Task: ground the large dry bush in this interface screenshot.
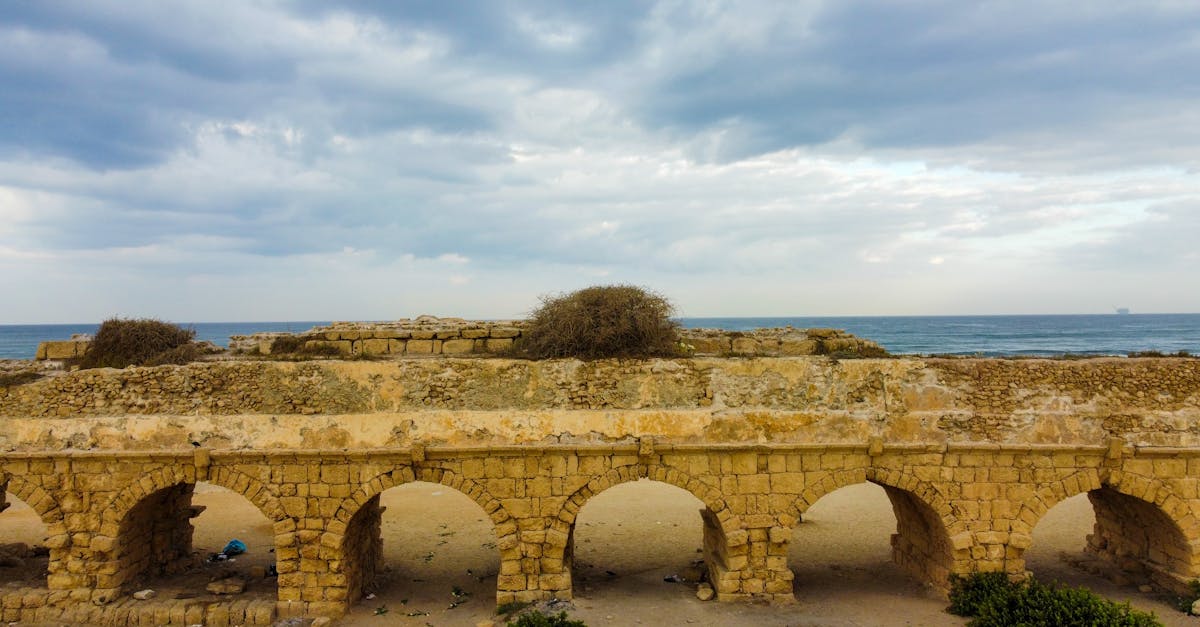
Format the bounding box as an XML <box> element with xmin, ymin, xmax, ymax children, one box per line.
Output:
<box><xmin>78</xmin><ymin>318</ymin><xmax>198</xmax><ymax>369</ymax></box>
<box><xmin>519</xmin><ymin>285</ymin><xmax>680</xmax><ymax>359</ymax></box>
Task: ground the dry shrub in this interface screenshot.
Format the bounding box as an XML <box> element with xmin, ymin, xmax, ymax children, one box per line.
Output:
<box><xmin>0</xmin><ymin>371</ymin><xmax>42</xmax><ymax>387</ymax></box>
<box><xmin>78</xmin><ymin>318</ymin><xmax>197</xmax><ymax>369</ymax></box>
<box><xmin>520</xmin><ymin>285</ymin><xmax>680</xmax><ymax>359</ymax></box>
<box><xmin>265</xmin><ymin>335</ymin><xmax>343</xmax><ymax>359</ymax></box>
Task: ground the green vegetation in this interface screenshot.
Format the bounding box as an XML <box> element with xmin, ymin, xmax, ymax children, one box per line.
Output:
<box><xmin>948</xmin><ymin>572</ymin><xmax>1161</xmax><ymax>626</ymax></box>
<box><xmin>1176</xmin><ymin>579</ymin><xmax>1200</xmax><ymax>614</ymax></box>
<box><xmin>505</xmin><ymin>609</ymin><xmax>587</xmax><ymax>627</ymax></box>
<box><xmin>519</xmin><ymin>285</ymin><xmax>680</xmax><ymax>360</ymax></box>
<box><xmin>77</xmin><ymin>318</ymin><xmax>198</xmax><ymax>369</ymax></box>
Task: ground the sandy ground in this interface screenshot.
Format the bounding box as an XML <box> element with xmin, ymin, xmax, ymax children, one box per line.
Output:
<box><xmin>1</xmin><ymin>481</ymin><xmax>1195</xmax><ymax>626</ymax></box>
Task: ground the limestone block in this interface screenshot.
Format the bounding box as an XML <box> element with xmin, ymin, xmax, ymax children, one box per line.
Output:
<box><xmin>490</xmin><ymin>327</ymin><xmax>521</xmax><ymax>338</ymax></box>
<box><xmin>687</xmin><ymin>337</ymin><xmax>731</xmax><ymax>354</ymax></box>
<box><xmin>407</xmin><ymin>339</ymin><xmax>435</xmax><ymax>354</ymax></box>
<box><xmin>485</xmin><ymin>338</ymin><xmax>514</xmax><ymax>352</ymax></box>
<box><xmin>360</xmin><ymin>339</ymin><xmax>390</xmax><ymax>356</ymax></box>
<box><xmin>442</xmin><ymin>339</ymin><xmax>476</xmax><ymax>354</ymax></box>
<box><xmin>36</xmin><ymin>340</ymin><xmax>88</xmax><ymax>360</ymax></box>
<box><xmin>731</xmin><ymin>337</ymin><xmax>760</xmax><ymax>354</ymax></box>
<box><xmin>779</xmin><ymin>338</ymin><xmax>820</xmax><ymax>355</ymax></box>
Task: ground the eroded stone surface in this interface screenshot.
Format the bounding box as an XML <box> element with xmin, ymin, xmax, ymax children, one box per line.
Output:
<box><xmin>0</xmin><ymin>354</ymin><xmax>1198</xmax><ymax>625</ymax></box>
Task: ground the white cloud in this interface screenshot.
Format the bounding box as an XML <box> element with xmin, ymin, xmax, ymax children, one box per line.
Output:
<box><xmin>0</xmin><ymin>1</ymin><xmax>1198</xmax><ymax>322</ymax></box>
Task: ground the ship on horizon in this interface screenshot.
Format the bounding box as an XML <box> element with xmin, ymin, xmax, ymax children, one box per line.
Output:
<box><xmin>1115</xmin><ymin>307</ymin><xmax>1131</xmax><ymax>315</ymax></box>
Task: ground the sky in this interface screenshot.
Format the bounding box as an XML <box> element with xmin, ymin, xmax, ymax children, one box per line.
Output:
<box><xmin>1</xmin><ymin>1</ymin><xmax>1198</xmax><ymax>323</ymax></box>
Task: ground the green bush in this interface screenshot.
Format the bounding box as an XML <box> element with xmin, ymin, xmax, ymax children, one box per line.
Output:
<box><xmin>506</xmin><ymin>610</ymin><xmax>586</xmax><ymax>627</ymax></box>
<box><xmin>1175</xmin><ymin>579</ymin><xmax>1200</xmax><ymax>614</ymax></box>
<box><xmin>948</xmin><ymin>572</ymin><xmax>1161</xmax><ymax>627</ymax></box>
<box><xmin>78</xmin><ymin>318</ymin><xmax>197</xmax><ymax>369</ymax></box>
<box><xmin>519</xmin><ymin>285</ymin><xmax>680</xmax><ymax>360</ymax></box>
<box><xmin>948</xmin><ymin>572</ymin><xmax>1019</xmax><ymax>617</ymax></box>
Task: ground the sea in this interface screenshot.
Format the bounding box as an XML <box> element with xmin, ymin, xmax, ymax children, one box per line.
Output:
<box><xmin>1</xmin><ymin>314</ymin><xmax>1198</xmax><ymax>361</ymax></box>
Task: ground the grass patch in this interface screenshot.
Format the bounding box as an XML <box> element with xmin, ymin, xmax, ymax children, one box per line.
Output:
<box><xmin>518</xmin><ymin>285</ymin><xmax>680</xmax><ymax>360</ymax></box>
<box><xmin>496</xmin><ymin>601</ymin><xmax>533</xmax><ymax>617</ymax></box>
<box><xmin>948</xmin><ymin>572</ymin><xmax>1161</xmax><ymax>626</ymax></box>
<box><xmin>77</xmin><ymin>318</ymin><xmax>198</xmax><ymax>369</ymax></box>
<box><xmin>505</xmin><ymin>609</ymin><xmax>587</xmax><ymax>627</ymax></box>
<box><xmin>1176</xmin><ymin>579</ymin><xmax>1200</xmax><ymax>615</ymax></box>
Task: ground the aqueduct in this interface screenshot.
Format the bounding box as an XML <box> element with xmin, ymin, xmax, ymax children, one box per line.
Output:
<box><xmin>1</xmin><ymin>346</ymin><xmax>1199</xmax><ymax>624</ymax></box>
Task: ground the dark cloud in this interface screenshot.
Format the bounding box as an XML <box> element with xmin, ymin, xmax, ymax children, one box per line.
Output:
<box><xmin>631</xmin><ymin>1</ymin><xmax>1200</xmax><ymax>162</ymax></box>
<box><xmin>2</xmin><ymin>1</ymin><xmax>1199</xmax><ymax>321</ymax></box>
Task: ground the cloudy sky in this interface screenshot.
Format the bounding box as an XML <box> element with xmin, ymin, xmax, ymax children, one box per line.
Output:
<box><xmin>2</xmin><ymin>1</ymin><xmax>1198</xmax><ymax>323</ymax></box>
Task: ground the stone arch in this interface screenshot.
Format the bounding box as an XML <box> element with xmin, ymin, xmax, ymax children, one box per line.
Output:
<box><xmin>1009</xmin><ymin>468</ymin><xmax>1105</xmax><ymax>539</ymax></box>
<box><xmin>2</xmin><ymin>472</ymin><xmax>66</xmax><ymax>533</ymax></box>
<box><xmin>549</xmin><ymin>462</ymin><xmax>739</xmax><ymax>601</ymax></box>
<box><xmin>92</xmin><ymin>464</ymin><xmax>286</xmax><ymax>603</ymax></box>
<box><xmin>330</xmin><ymin>463</ymin><xmax>516</xmax><ymax>608</ymax></box>
<box><xmin>99</xmin><ymin>464</ymin><xmax>284</xmax><ymax>527</ymax></box>
<box><xmin>0</xmin><ymin>473</ymin><xmax>68</xmax><ymax>590</ymax></box>
<box><xmin>787</xmin><ymin>466</ymin><xmax>960</xmax><ymax>590</ymax></box>
<box><xmin>1015</xmin><ymin>467</ymin><xmax>1198</xmax><ymax>593</ymax></box>
<box><xmin>329</xmin><ymin>464</ymin><xmax>512</xmax><ymax>531</ymax></box>
<box><xmin>554</xmin><ymin>462</ymin><xmax>734</xmax><ymax>534</ymax></box>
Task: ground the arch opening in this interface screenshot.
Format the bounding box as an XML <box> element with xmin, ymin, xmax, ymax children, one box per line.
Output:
<box><xmin>791</xmin><ymin>482</ymin><xmax>953</xmax><ymax>605</ymax></box>
<box><xmin>568</xmin><ymin>479</ymin><xmax>710</xmax><ymax>601</ymax></box>
<box><xmin>1026</xmin><ymin>487</ymin><xmax>1197</xmax><ymax>601</ymax></box>
<box><xmin>108</xmin><ymin>481</ymin><xmax>277</xmax><ymax>604</ymax></box>
<box><xmin>341</xmin><ymin>481</ymin><xmax>499</xmax><ymax>622</ymax></box>
<box><xmin>0</xmin><ymin>491</ymin><xmax>50</xmax><ymax>588</ymax></box>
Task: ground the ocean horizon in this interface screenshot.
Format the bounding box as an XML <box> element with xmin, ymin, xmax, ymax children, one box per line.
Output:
<box><xmin>2</xmin><ymin>314</ymin><xmax>1199</xmax><ymax>360</ymax></box>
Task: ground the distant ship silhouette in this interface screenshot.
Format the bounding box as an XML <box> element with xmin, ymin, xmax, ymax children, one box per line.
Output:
<box><xmin>1115</xmin><ymin>307</ymin><xmax>1130</xmax><ymax>315</ymax></box>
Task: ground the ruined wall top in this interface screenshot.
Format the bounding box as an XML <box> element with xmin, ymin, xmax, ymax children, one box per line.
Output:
<box><xmin>2</xmin><ymin>353</ymin><xmax>1198</xmax><ymax>452</ymax></box>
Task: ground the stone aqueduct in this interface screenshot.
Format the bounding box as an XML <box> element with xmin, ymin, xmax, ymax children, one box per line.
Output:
<box><xmin>0</xmin><ymin>352</ymin><xmax>1199</xmax><ymax>624</ymax></box>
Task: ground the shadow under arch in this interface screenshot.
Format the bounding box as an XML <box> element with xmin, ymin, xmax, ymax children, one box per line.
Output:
<box><xmin>95</xmin><ymin>464</ymin><xmax>287</xmax><ymax>602</ymax></box>
<box><xmin>1013</xmin><ymin>468</ymin><xmax>1198</xmax><ymax>594</ymax></box>
<box><xmin>789</xmin><ymin>467</ymin><xmax>960</xmax><ymax>591</ymax></box>
<box><xmin>549</xmin><ymin>463</ymin><xmax>741</xmax><ymax>601</ymax></box>
<box><xmin>332</xmin><ymin>464</ymin><xmax>517</xmax><ymax>607</ymax></box>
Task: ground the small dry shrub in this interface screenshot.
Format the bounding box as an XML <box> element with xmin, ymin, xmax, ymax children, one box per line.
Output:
<box><xmin>0</xmin><ymin>371</ymin><xmax>42</xmax><ymax>387</ymax></box>
<box><xmin>269</xmin><ymin>335</ymin><xmax>307</xmax><ymax>354</ymax></box>
<box><xmin>78</xmin><ymin>318</ymin><xmax>197</xmax><ymax>369</ymax></box>
<box><xmin>519</xmin><ymin>285</ymin><xmax>680</xmax><ymax>359</ymax></box>
<box><xmin>265</xmin><ymin>335</ymin><xmax>343</xmax><ymax>359</ymax></box>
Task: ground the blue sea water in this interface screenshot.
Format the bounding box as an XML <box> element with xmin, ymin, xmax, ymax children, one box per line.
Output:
<box><xmin>1</xmin><ymin>314</ymin><xmax>1198</xmax><ymax>360</ymax></box>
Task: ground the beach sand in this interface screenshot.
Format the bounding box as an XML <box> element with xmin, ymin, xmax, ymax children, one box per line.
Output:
<box><xmin>1</xmin><ymin>481</ymin><xmax>1193</xmax><ymax>626</ymax></box>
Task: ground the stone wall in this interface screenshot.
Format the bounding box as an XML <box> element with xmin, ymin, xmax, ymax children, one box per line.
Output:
<box><xmin>4</xmin><ymin>356</ymin><xmax>1199</xmax><ymax>448</ymax></box>
<box><xmin>37</xmin><ymin>316</ymin><xmax>885</xmax><ymax>359</ymax></box>
<box><xmin>1</xmin><ymin>350</ymin><xmax>1199</xmax><ymax>624</ymax></box>
<box><xmin>1</xmin><ymin>440</ymin><xmax>1198</xmax><ymax>624</ymax></box>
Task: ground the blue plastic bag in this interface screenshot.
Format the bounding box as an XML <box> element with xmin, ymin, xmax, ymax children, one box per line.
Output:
<box><xmin>222</xmin><ymin>539</ymin><xmax>246</xmax><ymax>556</ymax></box>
